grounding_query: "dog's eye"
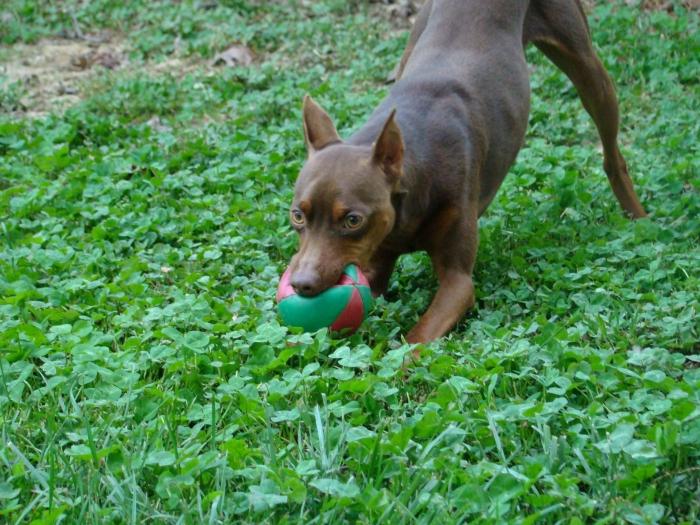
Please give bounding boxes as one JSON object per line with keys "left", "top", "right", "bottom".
{"left": 290, "top": 210, "right": 305, "bottom": 227}
{"left": 343, "top": 213, "right": 364, "bottom": 230}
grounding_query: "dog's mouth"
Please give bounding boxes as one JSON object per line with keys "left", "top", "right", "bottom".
{"left": 289, "top": 256, "right": 365, "bottom": 297}
{"left": 288, "top": 262, "right": 342, "bottom": 297}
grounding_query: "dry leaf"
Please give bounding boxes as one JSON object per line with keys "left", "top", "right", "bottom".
{"left": 94, "top": 52, "right": 121, "bottom": 70}
{"left": 212, "top": 44, "right": 254, "bottom": 68}
{"left": 70, "top": 50, "right": 121, "bottom": 71}
{"left": 70, "top": 51, "right": 94, "bottom": 70}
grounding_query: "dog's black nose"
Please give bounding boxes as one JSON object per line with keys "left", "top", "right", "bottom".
{"left": 291, "top": 270, "right": 322, "bottom": 297}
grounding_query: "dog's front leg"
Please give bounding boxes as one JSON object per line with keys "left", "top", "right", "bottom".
{"left": 405, "top": 269, "right": 475, "bottom": 345}
{"left": 406, "top": 208, "right": 478, "bottom": 345}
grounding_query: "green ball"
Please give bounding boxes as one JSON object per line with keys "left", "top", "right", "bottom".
{"left": 276, "top": 264, "right": 373, "bottom": 334}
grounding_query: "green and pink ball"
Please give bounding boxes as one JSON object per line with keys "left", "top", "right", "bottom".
{"left": 276, "top": 264, "right": 373, "bottom": 334}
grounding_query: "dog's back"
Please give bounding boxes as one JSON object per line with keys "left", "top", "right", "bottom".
{"left": 351, "top": 0, "right": 533, "bottom": 214}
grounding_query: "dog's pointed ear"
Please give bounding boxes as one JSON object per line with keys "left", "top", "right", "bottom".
{"left": 302, "top": 95, "right": 341, "bottom": 155}
{"left": 372, "top": 109, "right": 404, "bottom": 184}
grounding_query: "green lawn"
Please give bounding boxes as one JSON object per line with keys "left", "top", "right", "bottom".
{"left": 1, "top": 1, "right": 699, "bottom": 523}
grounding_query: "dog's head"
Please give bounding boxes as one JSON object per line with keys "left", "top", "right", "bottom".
{"left": 287, "top": 95, "right": 404, "bottom": 296}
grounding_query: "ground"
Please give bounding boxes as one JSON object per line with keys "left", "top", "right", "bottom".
{"left": 0, "top": 1, "right": 699, "bottom": 523}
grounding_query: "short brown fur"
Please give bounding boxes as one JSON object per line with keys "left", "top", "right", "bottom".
{"left": 287, "top": 0, "right": 647, "bottom": 347}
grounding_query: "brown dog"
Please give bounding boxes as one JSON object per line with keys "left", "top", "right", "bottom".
{"left": 287, "top": 0, "right": 647, "bottom": 344}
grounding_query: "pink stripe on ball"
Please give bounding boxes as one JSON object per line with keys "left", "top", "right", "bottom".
{"left": 337, "top": 273, "right": 355, "bottom": 286}
{"left": 276, "top": 267, "right": 295, "bottom": 302}
{"left": 330, "top": 287, "right": 365, "bottom": 332}
{"left": 356, "top": 270, "right": 370, "bottom": 287}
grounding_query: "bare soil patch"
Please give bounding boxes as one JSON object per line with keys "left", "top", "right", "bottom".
{"left": 0, "top": 35, "right": 127, "bottom": 117}
{"left": 0, "top": 34, "right": 210, "bottom": 118}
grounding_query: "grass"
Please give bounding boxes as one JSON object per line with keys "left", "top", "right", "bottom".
{"left": 1, "top": 0, "right": 699, "bottom": 523}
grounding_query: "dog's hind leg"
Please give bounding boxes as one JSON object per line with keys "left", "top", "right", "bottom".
{"left": 524, "top": 0, "right": 647, "bottom": 218}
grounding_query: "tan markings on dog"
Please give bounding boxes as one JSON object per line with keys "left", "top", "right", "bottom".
{"left": 332, "top": 202, "right": 350, "bottom": 222}
{"left": 298, "top": 200, "right": 312, "bottom": 216}
{"left": 366, "top": 211, "right": 393, "bottom": 244}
